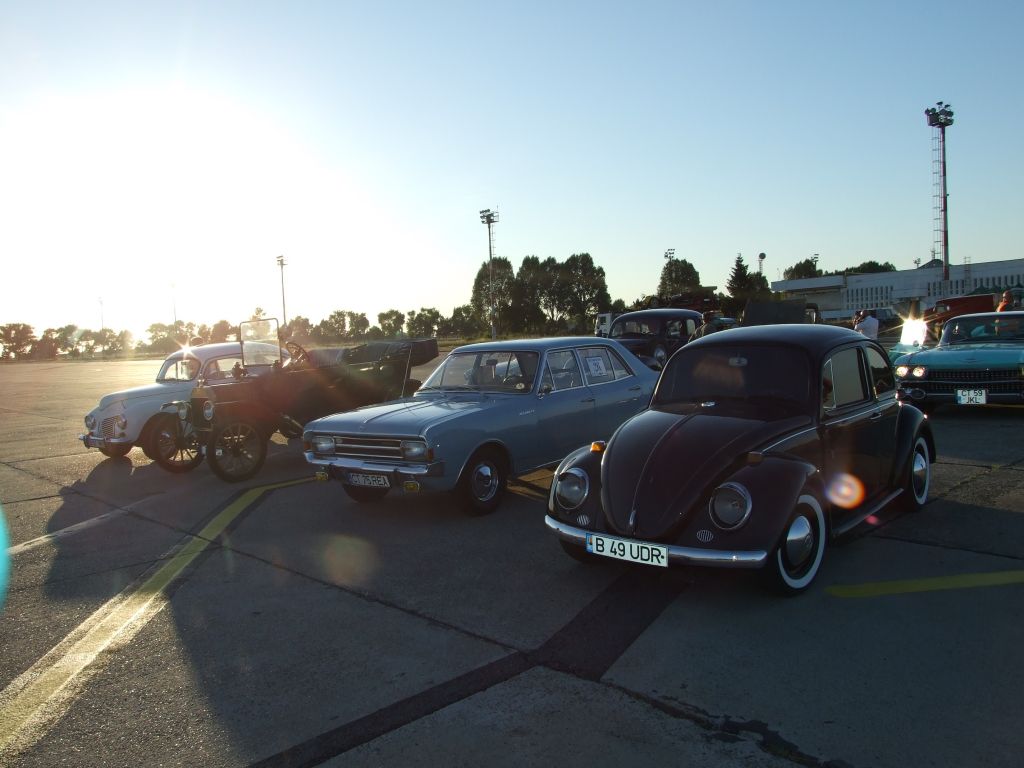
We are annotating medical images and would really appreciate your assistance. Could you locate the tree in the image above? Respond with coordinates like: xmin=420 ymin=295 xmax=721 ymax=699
xmin=438 ymin=305 xmax=483 ymax=338
xmin=377 ymin=310 xmax=406 ymax=338
xmin=783 ymin=259 xmax=822 ymax=281
xmin=250 ymin=307 xmax=266 ymax=320
xmin=31 ymin=329 xmax=60 ymax=359
xmin=147 ymin=322 xmax=175 ymax=346
xmin=282 ymin=316 xmax=313 ymax=342
xmin=407 ymin=308 xmax=442 ymax=337
xmin=55 ymin=324 xmax=79 ymax=355
xmin=538 ymin=257 xmax=570 ymax=322
xmin=346 ymin=312 xmax=369 ymax=338
xmin=209 ymin=320 xmax=233 ymax=343
xmin=846 ymin=260 xmax=896 ymax=274
xmin=509 ymin=256 xmax=548 ymax=334
xmin=562 ymin=252 xmax=611 ymax=331
xmin=471 ymin=257 xmax=515 ymax=333
xmin=657 ymin=254 xmax=701 ymax=296
xmin=726 ymin=254 xmax=753 ymax=299
xmin=1 ymin=323 xmax=37 ymax=359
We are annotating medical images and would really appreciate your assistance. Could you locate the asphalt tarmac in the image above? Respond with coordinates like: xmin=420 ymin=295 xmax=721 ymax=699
xmin=1 ymin=359 xmax=1023 ymax=767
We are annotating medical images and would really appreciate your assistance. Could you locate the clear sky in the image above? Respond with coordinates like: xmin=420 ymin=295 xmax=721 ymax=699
xmin=1 ymin=1 xmax=1021 ymax=342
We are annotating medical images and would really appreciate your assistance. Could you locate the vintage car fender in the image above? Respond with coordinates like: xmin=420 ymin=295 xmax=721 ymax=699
xmin=889 ymin=403 xmax=936 ymax=487
xmin=547 ymin=443 xmax=609 ymax=533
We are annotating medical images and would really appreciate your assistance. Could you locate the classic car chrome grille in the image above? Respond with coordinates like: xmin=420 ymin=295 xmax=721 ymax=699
xmin=328 ymin=436 xmax=405 ymax=460
xmin=932 ymin=368 xmax=1019 ymax=383
xmin=101 ymin=416 xmax=119 ymax=438
xmin=915 ymin=368 xmax=1022 ymax=394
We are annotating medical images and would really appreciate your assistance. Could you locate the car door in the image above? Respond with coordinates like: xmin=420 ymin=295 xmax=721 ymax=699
xmin=575 ymin=344 xmax=646 ymax=436
xmin=864 ymin=343 xmax=900 ymax=488
xmin=534 ymin=348 xmax=597 ymax=462
xmin=820 ymin=344 xmax=889 ymax=532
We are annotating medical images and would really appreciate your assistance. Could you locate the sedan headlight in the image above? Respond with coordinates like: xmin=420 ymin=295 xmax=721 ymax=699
xmin=312 ymin=436 xmax=335 ymax=454
xmin=709 ymin=482 xmax=752 ymax=530
xmin=400 ymin=440 xmax=429 ymax=460
xmin=203 ymin=400 xmax=215 ymax=421
xmin=554 ymin=468 xmax=590 ymax=510
xmin=84 ymin=414 xmax=97 ymax=430
xmin=176 ymin=402 xmax=190 ymax=421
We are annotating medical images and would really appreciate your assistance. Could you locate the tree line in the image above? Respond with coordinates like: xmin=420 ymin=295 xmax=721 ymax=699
xmin=1 ymin=251 xmax=850 ymax=360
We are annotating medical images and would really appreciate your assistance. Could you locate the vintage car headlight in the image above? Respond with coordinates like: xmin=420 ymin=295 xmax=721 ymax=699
xmin=895 ymin=365 xmax=909 ymax=378
xmin=176 ymin=402 xmax=190 ymax=421
xmin=312 ymin=435 xmax=335 ymax=454
xmin=554 ymin=468 xmax=590 ymax=510
xmin=202 ymin=400 xmax=215 ymax=421
xmin=911 ymin=366 xmax=927 ymax=378
xmin=114 ymin=415 xmax=127 ymax=431
xmin=84 ymin=414 xmax=97 ymax=430
xmin=709 ymin=482 xmax=752 ymax=530
xmin=400 ymin=440 xmax=429 ymax=460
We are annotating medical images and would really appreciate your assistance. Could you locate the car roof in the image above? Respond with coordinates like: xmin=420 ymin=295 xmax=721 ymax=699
xmin=946 ymin=311 xmax=1024 ymax=323
xmin=612 ymin=308 xmax=703 ymax=321
xmin=687 ymin=323 xmax=866 ymax=356
xmin=452 ymin=337 xmax=629 ymax=354
xmin=168 ymin=342 xmax=244 ymax=363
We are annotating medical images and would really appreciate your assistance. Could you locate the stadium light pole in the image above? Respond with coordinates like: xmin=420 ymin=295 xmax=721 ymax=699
xmin=479 ymin=209 xmax=499 ymax=339
xmin=276 ymin=255 xmax=288 ymax=327
xmin=925 ymin=101 xmax=954 ymax=283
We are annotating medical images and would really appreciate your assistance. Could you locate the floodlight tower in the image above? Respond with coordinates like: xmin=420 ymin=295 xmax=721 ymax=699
xmin=925 ymin=101 xmax=954 ymax=283
xmin=276 ymin=255 xmax=288 ymax=327
xmin=479 ymin=209 xmax=499 ymax=339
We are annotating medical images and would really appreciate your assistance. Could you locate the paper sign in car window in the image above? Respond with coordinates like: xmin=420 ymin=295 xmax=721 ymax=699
xmin=586 ymin=357 xmax=608 ymax=377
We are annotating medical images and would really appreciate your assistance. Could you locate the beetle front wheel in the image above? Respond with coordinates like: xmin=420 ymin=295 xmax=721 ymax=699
xmin=208 ymin=421 xmax=267 ymax=482
xmin=768 ymin=493 xmax=826 ymax=596
xmin=901 ymin=435 xmax=931 ymax=512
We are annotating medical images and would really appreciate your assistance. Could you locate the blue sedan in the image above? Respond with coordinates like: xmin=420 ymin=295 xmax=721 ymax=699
xmin=303 ymin=337 xmax=659 ymax=513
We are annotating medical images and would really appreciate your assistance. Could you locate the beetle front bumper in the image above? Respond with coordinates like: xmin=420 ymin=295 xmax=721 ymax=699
xmin=544 ymin=515 xmax=768 ymax=568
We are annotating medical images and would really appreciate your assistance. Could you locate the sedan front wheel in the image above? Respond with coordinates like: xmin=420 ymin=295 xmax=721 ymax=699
xmin=768 ymin=493 xmax=826 ymax=596
xmin=456 ymin=449 xmax=507 ymax=515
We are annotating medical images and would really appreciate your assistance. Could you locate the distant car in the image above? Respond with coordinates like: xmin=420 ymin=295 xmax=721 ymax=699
xmin=608 ymin=308 xmax=703 ymax=366
xmin=894 ymin=310 xmax=1024 ymax=413
xmin=173 ymin=319 xmax=437 ymax=482
xmin=545 ymin=324 xmax=934 ymax=594
xmin=78 ymin=342 xmax=270 ymax=471
xmin=303 ymin=337 xmax=659 ymax=514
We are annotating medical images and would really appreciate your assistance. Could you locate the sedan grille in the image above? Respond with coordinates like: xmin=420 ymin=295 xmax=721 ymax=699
xmin=325 ymin=435 xmax=405 ymax=460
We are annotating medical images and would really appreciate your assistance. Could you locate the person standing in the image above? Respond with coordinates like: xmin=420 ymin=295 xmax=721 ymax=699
xmin=854 ymin=309 xmax=879 ymax=340
xmin=997 ymin=290 xmax=1014 ymax=312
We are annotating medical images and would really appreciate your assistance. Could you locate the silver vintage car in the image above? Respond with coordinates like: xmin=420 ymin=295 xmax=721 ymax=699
xmin=303 ymin=337 xmax=659 ymax=513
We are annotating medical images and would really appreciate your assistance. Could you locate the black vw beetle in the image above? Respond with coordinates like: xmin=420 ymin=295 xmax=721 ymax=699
xmin=545 ymin=324 xmax=935 ymax=594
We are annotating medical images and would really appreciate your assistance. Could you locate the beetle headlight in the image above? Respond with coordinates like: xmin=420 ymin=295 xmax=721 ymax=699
xmin=203 ymin=400 xmax=215 ymax=421
xmin=400 ymin=440 xmax=429 ymax=460
xmin=554 ymin=468 xmax=590 ymax=510
xmin=176 ymin=402 xmax=190 ymax=421
xmin=84 ymin=414 xmax=96 ymax=430
xmin=895 ymin=365 xmax=909 ymax=378
xmin=709 ymin=482 xmax=752 ymax=530
xmin=312 ymin=435 xmax=335 ymax=454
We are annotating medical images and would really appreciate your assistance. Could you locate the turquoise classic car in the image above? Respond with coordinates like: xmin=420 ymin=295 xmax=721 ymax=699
xmin=302 ymin=337 xmax=660 ymax=514
xmin=893 ymin=311 xmax=1024 ymax=412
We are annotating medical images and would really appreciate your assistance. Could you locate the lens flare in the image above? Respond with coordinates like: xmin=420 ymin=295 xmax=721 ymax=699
xmin=899 ymin=318 xmax=929 ymax=347
xmin=0 ymin=504 xmax=9 ymax=612
xmin=826 ymin=473 xmax=865 ymax=510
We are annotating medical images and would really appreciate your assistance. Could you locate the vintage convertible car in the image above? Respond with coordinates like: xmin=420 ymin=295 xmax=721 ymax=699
xmin=545 ymin=324 xmax=935 ymax=594
xmin=894 ymin=311 xmax=1024 ymax=412
xmin=171 ymin=319 xmax=438 ymax=482
xmin=78 ymin=341 xmax=276 ymax=471
xmin=302 ymin=337 xmax=660 ymax=513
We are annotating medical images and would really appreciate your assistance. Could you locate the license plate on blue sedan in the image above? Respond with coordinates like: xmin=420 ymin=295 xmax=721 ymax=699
xmin=956 ymin=388 xmax=987 ymax=405
xmin=347 ymin=472 xmax=390 ymax=488
xmin=586 ymin=533 xmax=668 ymax=567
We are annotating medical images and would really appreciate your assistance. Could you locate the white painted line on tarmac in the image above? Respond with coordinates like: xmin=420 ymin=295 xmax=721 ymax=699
xmin=0 ymin=477 xmax=311 ymax=760
xmin=7 ymin=510 xmax=128 ymax=557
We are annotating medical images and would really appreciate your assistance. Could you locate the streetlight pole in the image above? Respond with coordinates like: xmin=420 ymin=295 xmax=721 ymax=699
xmin=276 ymin=255 xmax=288 ymax=327
xmin=925 ymin=101 xmax=954 ymax=284
xmin=479 ymin=209 xmax=499 ymax=339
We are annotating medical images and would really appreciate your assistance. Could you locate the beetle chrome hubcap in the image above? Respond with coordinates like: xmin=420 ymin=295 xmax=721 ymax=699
xmin=912 ymin=449 xmax=929 ymax=499
xmin=785 ymin=516 xmax=814 ymax=567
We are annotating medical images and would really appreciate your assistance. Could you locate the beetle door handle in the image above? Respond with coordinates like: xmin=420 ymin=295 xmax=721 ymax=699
xmin=869 ymin=412 xmax=882 ymax=421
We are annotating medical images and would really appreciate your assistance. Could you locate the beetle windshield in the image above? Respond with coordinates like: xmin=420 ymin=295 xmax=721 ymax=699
xmin=653 ymin=345 xmax=811 ymax=408
xmin=421 ymin=351 xmax=539 ymax=393
xmin=941 ymin=314 xmax=1024 ymax=344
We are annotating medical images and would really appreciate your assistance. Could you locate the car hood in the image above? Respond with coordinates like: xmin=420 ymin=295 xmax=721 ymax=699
xmin=93 ymin=381 xmax=190 ymax=413
xmin=895 ymin=343 xmax=1024 ymax=367
xmin=305 ymin=393 xmax=509 ymax=436
xmin=602 ymin=408 xmax=812 ymax=539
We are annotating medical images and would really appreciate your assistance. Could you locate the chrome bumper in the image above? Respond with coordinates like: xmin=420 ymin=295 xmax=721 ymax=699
xmin=544 ymin=515 xmax=768 ymax=568
xmin=305 ymin=453 xmax=445 ymax=479
xmin=79 ymin=433 xmax=132 ymax=449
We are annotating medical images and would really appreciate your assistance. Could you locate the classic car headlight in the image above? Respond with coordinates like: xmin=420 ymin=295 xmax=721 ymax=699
xmin=114 ymin=415 xmax=127 ymax=431
xmin=911 ymin=366 xmax=927 ymax=378
xmin=84 ymin=414 xmax=96 ymax=430
xmin=554 ymin=468 xmax=590 ymax=510
xmin=176 ymin=402 xmax=190 ymax=421
xmin=203 ymin=400 xmax=215 ymax=421
xmin=400 ymin=440 xmax=430 ymax=460
xmin=312 ymin=435 xmax=335 ymax=453
xmin=895 ymin=365 xmax=909 ymax=378
xmin=709 ymin=482 xmax=752 ymax=530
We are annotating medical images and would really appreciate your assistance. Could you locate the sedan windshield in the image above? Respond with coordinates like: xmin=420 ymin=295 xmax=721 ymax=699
xmin=654 ymin=345 xmax=811 ymax=408
xmin=941 ymin=315 xmax=1023 ymax=344
xmin=421 ymin=351 xmax=539 ymax=393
